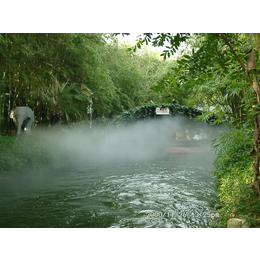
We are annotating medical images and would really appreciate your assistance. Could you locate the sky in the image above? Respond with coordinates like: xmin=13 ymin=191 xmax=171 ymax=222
xmin=115 ymin=33 xmax=187 ymax=59
xmin=116 ymin=33 xmax=166 ymax=52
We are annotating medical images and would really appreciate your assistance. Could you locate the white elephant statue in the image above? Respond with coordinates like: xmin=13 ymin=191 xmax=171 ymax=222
xmin=10 ymin=106 xmax=35 ymax=135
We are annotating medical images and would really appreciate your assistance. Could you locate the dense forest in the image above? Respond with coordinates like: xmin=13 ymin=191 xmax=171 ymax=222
xmin=0 ymin=33 xmax=177 ymax=132
xmin=1 ymin=33 xmax=259 ymax=131
xmin=1 ymin=33 xmax=260 ymax=227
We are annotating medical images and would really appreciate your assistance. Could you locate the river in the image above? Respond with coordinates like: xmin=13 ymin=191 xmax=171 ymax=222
xmin=0 ymin=151 xmax=218 ymax=228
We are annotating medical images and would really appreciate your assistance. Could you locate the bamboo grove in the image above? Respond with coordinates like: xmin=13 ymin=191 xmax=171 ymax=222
xmin=0 ymin=33 xmax=174 ymax=133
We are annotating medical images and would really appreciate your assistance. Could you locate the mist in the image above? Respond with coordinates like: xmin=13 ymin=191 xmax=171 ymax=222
xmin=32 ymin=116 xmax=219 ymax=170
xmin=1 ymin=116 xmax=222 ymax=228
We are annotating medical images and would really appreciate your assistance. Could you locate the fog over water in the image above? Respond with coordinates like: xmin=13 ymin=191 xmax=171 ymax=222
xmin=0 ymin=116 xmax=221 ymax=228
xmin=35 ymin=116 xmax=218 ymax=168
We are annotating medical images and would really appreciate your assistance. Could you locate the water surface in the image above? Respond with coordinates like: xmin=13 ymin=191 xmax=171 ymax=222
xmin=0 ymin=153 xmax=218 ymax=228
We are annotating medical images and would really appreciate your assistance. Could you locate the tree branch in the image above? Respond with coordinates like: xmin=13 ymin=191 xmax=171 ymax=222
xmin=220 ymin=33 xmax=253 ymax=86
xmin=250 ymin=33 xmax=259 ymax=82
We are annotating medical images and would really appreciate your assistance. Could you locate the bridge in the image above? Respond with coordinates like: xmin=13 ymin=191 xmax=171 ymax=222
xmin=114 ymin=103 xmax=218 ymax=126
xmin=113 ymin=103 xmax=220 ymax=154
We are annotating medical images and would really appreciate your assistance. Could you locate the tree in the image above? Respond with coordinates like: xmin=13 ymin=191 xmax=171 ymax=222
xmin=222 ymin=33 xmax=260 ymax=198
xmin=1 ymin=33 xmax=173 ymax=130
xmin=102 ymin=39 xmax=172 ymax=115
xmin=0 ymin=33 xmax=117 ymax=127
xmin=169 ymin=34 xmax=257 ymax=125
xmin=124 ymin=33 xmax=260 ymax=197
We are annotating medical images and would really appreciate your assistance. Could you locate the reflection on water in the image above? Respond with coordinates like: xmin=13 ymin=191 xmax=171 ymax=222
xmin=0 ymin=155 xmax=218 ymax=228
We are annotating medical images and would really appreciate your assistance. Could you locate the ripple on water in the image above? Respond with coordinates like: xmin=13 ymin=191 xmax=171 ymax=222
xmin=0 ymin=158 xmax=218 ymax=228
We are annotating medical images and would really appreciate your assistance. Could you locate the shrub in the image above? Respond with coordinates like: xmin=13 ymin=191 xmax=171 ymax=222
xmin=212 ymin=127 xmax=260 ymax=227
xmin=0 ymin=134 xmax=73 ymax=176
xmin=212 ymin=128 xmax=253 ymax=189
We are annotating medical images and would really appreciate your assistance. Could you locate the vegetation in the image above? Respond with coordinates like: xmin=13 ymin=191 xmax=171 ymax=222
xmin=112 ymin=103 xmax=217 ymax=127
xmin=126 ymin=33 xmax=260 ymax=226
xmin=212 ymin=128 xmax=260 ymax=227
xmin=136 ymin=34 xmax=259 ymax=126
xmin=0 ymin=33 xmax=173 ymax=133
xmin=0 ymin=133 xmax=75 ymax=176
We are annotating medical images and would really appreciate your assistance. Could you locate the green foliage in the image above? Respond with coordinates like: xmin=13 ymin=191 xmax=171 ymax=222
xmin=116 ymin=33 xmax=190 ymax=60
xmin=212 ymin=128 xmax=253 ymax=182
xmin=1 ymin=33 xmax=258 ymax=130
xmin=1 ymin=33 xmax=175 ymax=131
xmin=149 ymin=33 xmax=258 ymax=127
xmin=0 ymin=93 xmax=14 ymax=134
xmin=0 ymin=134 xmax=73 ymax=176
xmin=102 ymin=41 xmax=172 ymax=115
xmin=112 ymin=103 xmax=218 ymax=126
xmin=0 ymin=33 xmax=115 ymax=127
xmin=216 ymin=166 xmax=260 ymax=227
xmin=212 ymin=127 xmax=260 ymax=227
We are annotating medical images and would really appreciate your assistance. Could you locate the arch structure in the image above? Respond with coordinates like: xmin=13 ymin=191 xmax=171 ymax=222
xmin=113 ymin=103 xmax=218 ymax=126
xmin=113 ymin=103 xmax=222 ymax=154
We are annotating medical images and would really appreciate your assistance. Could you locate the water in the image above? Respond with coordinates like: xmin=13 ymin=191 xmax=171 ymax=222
xmin=0 ymin=154 xmax=218 ymax=228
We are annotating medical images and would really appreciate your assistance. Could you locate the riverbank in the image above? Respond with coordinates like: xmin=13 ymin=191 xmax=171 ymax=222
xmin=212 ymin=127 xmax=260 ymax=227
xmin=0 ymin=133 xmax=74 ymax=177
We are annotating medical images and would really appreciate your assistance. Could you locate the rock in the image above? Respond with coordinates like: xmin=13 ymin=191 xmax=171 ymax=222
xmin=227 ymin=218 xmax=242 ymax=228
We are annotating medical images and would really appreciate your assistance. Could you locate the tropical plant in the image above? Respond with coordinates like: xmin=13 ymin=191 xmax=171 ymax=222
xmin=101 ymin=40 xmax=172 ymax=116
xmin=0 ymin=33 xmax=119 ymax=127
xmin=126 ymin=33 xmax=260 ymax=198
xmin=212 ymin=128 xmax=260 ymax=227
